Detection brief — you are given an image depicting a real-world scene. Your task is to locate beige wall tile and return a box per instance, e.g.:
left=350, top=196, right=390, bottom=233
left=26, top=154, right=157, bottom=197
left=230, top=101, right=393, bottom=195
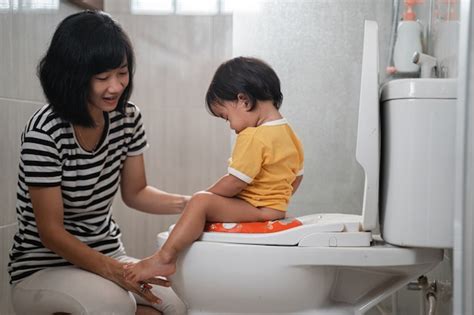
left=141, top=106, right=230, bottom=193
left=2, top=3, right=78, bottom=102
left=0, top=9, right=13, bottom=99
left=114, top=14, right=232, bottom=111
left=0, top=99, right=42, bottom=226
left=104, top=0, right=131, bottom=14
left=0, top=224, right=18, bottom=315
left=233, top=0, right=392, bottom=216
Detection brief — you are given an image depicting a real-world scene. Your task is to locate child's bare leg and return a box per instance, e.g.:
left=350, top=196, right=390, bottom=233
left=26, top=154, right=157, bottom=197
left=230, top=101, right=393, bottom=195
left=124, top=191, right=285, bottom=282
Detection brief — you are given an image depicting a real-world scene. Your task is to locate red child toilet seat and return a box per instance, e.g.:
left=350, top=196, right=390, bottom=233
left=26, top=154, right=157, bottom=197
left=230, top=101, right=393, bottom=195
left=204, top=218, right=302, bottom=234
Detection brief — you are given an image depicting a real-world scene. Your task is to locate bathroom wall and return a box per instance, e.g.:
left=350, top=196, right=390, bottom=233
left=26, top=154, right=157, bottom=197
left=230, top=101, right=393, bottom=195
left=404, top=0, right=460, bottom=78
left=0, top=3, right=80, bottom=313
left=233, top=0, right=392, bottom=217
left=0, top=0, right=231, bottom=313
left=429, top=0, right=460, bottom=78
left=232, top=0, right=453, bottom=314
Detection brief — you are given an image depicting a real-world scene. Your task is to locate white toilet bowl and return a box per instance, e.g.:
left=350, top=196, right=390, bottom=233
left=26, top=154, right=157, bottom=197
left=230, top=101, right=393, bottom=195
left=158, top=222, right=442, bottom=315
left=156, top=21, right=454, bottom=314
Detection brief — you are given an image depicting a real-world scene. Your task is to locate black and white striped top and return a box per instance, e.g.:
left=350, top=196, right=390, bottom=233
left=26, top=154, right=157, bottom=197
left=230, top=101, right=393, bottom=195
left=8, top=103, right=149, bottom=284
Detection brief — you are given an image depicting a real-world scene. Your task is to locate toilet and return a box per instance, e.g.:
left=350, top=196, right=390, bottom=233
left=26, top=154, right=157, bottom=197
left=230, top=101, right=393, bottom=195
left=157, top=21, right=456, bottom=314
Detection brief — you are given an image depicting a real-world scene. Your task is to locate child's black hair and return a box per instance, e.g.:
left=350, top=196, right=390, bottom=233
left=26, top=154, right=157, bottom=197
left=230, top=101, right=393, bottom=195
left=38, top=10, right=135, bottom=127
left=205, top=57, right=283, bottom=115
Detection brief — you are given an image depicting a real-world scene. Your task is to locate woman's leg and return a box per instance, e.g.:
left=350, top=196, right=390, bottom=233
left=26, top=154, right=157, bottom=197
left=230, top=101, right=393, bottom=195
left=11, top=266, right=136, bottom=315
left=136, top=305, right=161, bottom=315
left=125, top=192, right=284, bottom=281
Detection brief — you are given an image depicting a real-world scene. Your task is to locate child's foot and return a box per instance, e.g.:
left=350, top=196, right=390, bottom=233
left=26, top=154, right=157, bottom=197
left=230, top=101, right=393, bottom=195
left=124, top=254, right=176, bottom=283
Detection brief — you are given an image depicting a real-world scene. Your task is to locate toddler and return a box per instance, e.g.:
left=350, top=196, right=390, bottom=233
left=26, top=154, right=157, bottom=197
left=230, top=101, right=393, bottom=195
left=124, top=56, right=304, bottom=282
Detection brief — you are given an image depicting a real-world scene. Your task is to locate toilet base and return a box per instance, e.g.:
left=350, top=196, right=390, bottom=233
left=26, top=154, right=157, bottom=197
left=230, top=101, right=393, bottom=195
left=158, top=234, right=443, bottom=315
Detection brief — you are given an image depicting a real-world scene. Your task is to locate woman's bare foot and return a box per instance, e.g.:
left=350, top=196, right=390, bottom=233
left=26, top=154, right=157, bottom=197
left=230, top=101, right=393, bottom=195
left=124, top=253, right=176, bottom=283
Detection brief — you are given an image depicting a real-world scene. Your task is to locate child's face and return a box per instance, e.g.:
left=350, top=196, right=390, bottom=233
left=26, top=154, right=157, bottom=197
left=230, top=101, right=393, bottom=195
left=211, top=100, right=257, bottom=134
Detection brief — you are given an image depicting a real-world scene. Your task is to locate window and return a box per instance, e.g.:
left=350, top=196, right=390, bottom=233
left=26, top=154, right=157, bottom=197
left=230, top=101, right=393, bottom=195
left=131, top=0, right=173, bottom=14
left=131, top=0, right=263, bottom=15
left=0, top=0, right=59, bottom=10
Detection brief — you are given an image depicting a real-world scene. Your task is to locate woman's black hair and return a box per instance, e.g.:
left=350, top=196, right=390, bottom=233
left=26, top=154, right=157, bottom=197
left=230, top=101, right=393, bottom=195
left=205, top=56, right=283, bottom=116
left=38, top=10, right=135, bottom=127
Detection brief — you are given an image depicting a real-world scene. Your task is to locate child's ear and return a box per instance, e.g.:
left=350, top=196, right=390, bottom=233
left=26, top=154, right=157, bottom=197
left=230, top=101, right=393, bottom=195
left=237, top=93, right=251, bottom=110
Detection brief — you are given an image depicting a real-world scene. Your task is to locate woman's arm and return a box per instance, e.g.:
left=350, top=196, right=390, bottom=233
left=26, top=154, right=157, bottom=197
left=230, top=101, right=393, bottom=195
left=206, top=174, right=248, bottom=197
left=29, top=186, right=164, bottom=304
left=292, top=175, right=303, bottom=194
left=120, top=154, right=188, bottom=214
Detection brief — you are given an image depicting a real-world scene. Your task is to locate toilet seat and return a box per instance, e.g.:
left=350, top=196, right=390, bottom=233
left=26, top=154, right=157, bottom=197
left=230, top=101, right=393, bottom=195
left=170, top=214, right=373, bottom=247
left=204, top=217, right=303, bottom=234
left=164, top=236, right=443, bottom=267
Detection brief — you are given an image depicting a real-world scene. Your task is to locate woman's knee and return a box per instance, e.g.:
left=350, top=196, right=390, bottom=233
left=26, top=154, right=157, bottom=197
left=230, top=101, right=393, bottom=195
left=12, top=267, right=137, bottom=315
left=147, top=285, right=187, bottom=315
left=136, top=304, right=161, bottom=315
left=93, top=289, right=137, bottom=314
left=159, top=295, right=187, bottom=315
left=13, top=283, right=136, bottom=315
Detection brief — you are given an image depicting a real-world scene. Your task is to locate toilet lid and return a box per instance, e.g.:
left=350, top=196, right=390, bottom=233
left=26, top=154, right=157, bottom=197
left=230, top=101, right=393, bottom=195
left=190, top=213, right=372, bottom=247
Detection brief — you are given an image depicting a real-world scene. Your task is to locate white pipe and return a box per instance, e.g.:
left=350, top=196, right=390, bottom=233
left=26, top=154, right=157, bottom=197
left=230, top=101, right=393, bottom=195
left=387, top=0, right=401, bottom=69
left=420, top=291, right=426, bottom=315
left=391, top=291, right=398, bottom=315
left=427, top=294, right=437, bottom=315
left=454, top=1, right=473, bottom=315
left=375, top=304, right=391, bottom=315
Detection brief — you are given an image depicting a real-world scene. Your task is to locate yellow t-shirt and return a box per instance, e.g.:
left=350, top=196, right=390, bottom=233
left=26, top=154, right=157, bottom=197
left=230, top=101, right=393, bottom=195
left=228, top=118, right=304, bottom=211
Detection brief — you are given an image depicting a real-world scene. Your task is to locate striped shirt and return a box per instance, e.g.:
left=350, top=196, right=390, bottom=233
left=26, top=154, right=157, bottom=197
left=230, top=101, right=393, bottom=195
left=8, top=102, right=149, bottom=284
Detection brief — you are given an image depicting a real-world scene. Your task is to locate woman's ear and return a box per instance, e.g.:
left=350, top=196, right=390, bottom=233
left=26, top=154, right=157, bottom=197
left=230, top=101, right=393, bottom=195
left=237, top=93, right=251, bottom=110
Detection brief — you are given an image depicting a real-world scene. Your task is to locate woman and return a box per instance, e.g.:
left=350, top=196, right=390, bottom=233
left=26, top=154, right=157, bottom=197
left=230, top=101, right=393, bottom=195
left=8, top=10, right=187, bottom=315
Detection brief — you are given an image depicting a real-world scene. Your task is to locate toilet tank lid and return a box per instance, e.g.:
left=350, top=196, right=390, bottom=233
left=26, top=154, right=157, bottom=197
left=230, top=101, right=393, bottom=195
left=381, top=78, right=457, bottom=101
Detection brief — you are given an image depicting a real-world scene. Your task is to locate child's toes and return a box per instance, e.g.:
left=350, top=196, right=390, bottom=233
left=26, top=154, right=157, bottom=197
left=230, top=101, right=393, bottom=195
left=123, top=270, right=134, bottom=280
left=129, top=271, right=140, bottom=282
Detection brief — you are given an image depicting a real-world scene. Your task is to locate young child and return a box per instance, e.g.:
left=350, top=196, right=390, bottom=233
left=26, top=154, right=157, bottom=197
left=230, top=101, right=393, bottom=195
left=124, top=56, right=304, bottom=282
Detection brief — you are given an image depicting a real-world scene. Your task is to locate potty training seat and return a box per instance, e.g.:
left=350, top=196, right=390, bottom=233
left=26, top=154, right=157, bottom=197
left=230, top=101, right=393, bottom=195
left=197, top=213, right=373, bottom=247
left=204, top=217, right=302, bottom=233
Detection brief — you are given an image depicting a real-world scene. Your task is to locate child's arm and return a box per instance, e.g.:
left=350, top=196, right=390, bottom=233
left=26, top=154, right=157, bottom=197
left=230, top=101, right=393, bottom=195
left=207, top=174, right=248, bottom=198
left=292, top=175, right=303, bottom=195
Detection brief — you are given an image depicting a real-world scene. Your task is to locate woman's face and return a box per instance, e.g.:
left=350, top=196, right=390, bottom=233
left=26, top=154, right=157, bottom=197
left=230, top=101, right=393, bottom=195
left=88, top=61, right=130, bottom=114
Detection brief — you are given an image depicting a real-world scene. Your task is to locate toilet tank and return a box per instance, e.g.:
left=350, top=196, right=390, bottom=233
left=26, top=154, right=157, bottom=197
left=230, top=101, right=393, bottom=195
left=380, top=78, right=457, bottom=248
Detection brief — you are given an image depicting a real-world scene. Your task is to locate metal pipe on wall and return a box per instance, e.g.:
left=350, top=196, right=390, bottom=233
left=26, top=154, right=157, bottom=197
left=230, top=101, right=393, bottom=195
left=453, top=0, right=473, bottom=314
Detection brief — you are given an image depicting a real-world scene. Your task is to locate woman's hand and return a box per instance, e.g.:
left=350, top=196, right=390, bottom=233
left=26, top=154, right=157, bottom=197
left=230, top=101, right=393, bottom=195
left=107, top=261, right=171, bottom=304
left=181, top=195, right=191, bottom=211
left=123, top=277, right=171, bottom=305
